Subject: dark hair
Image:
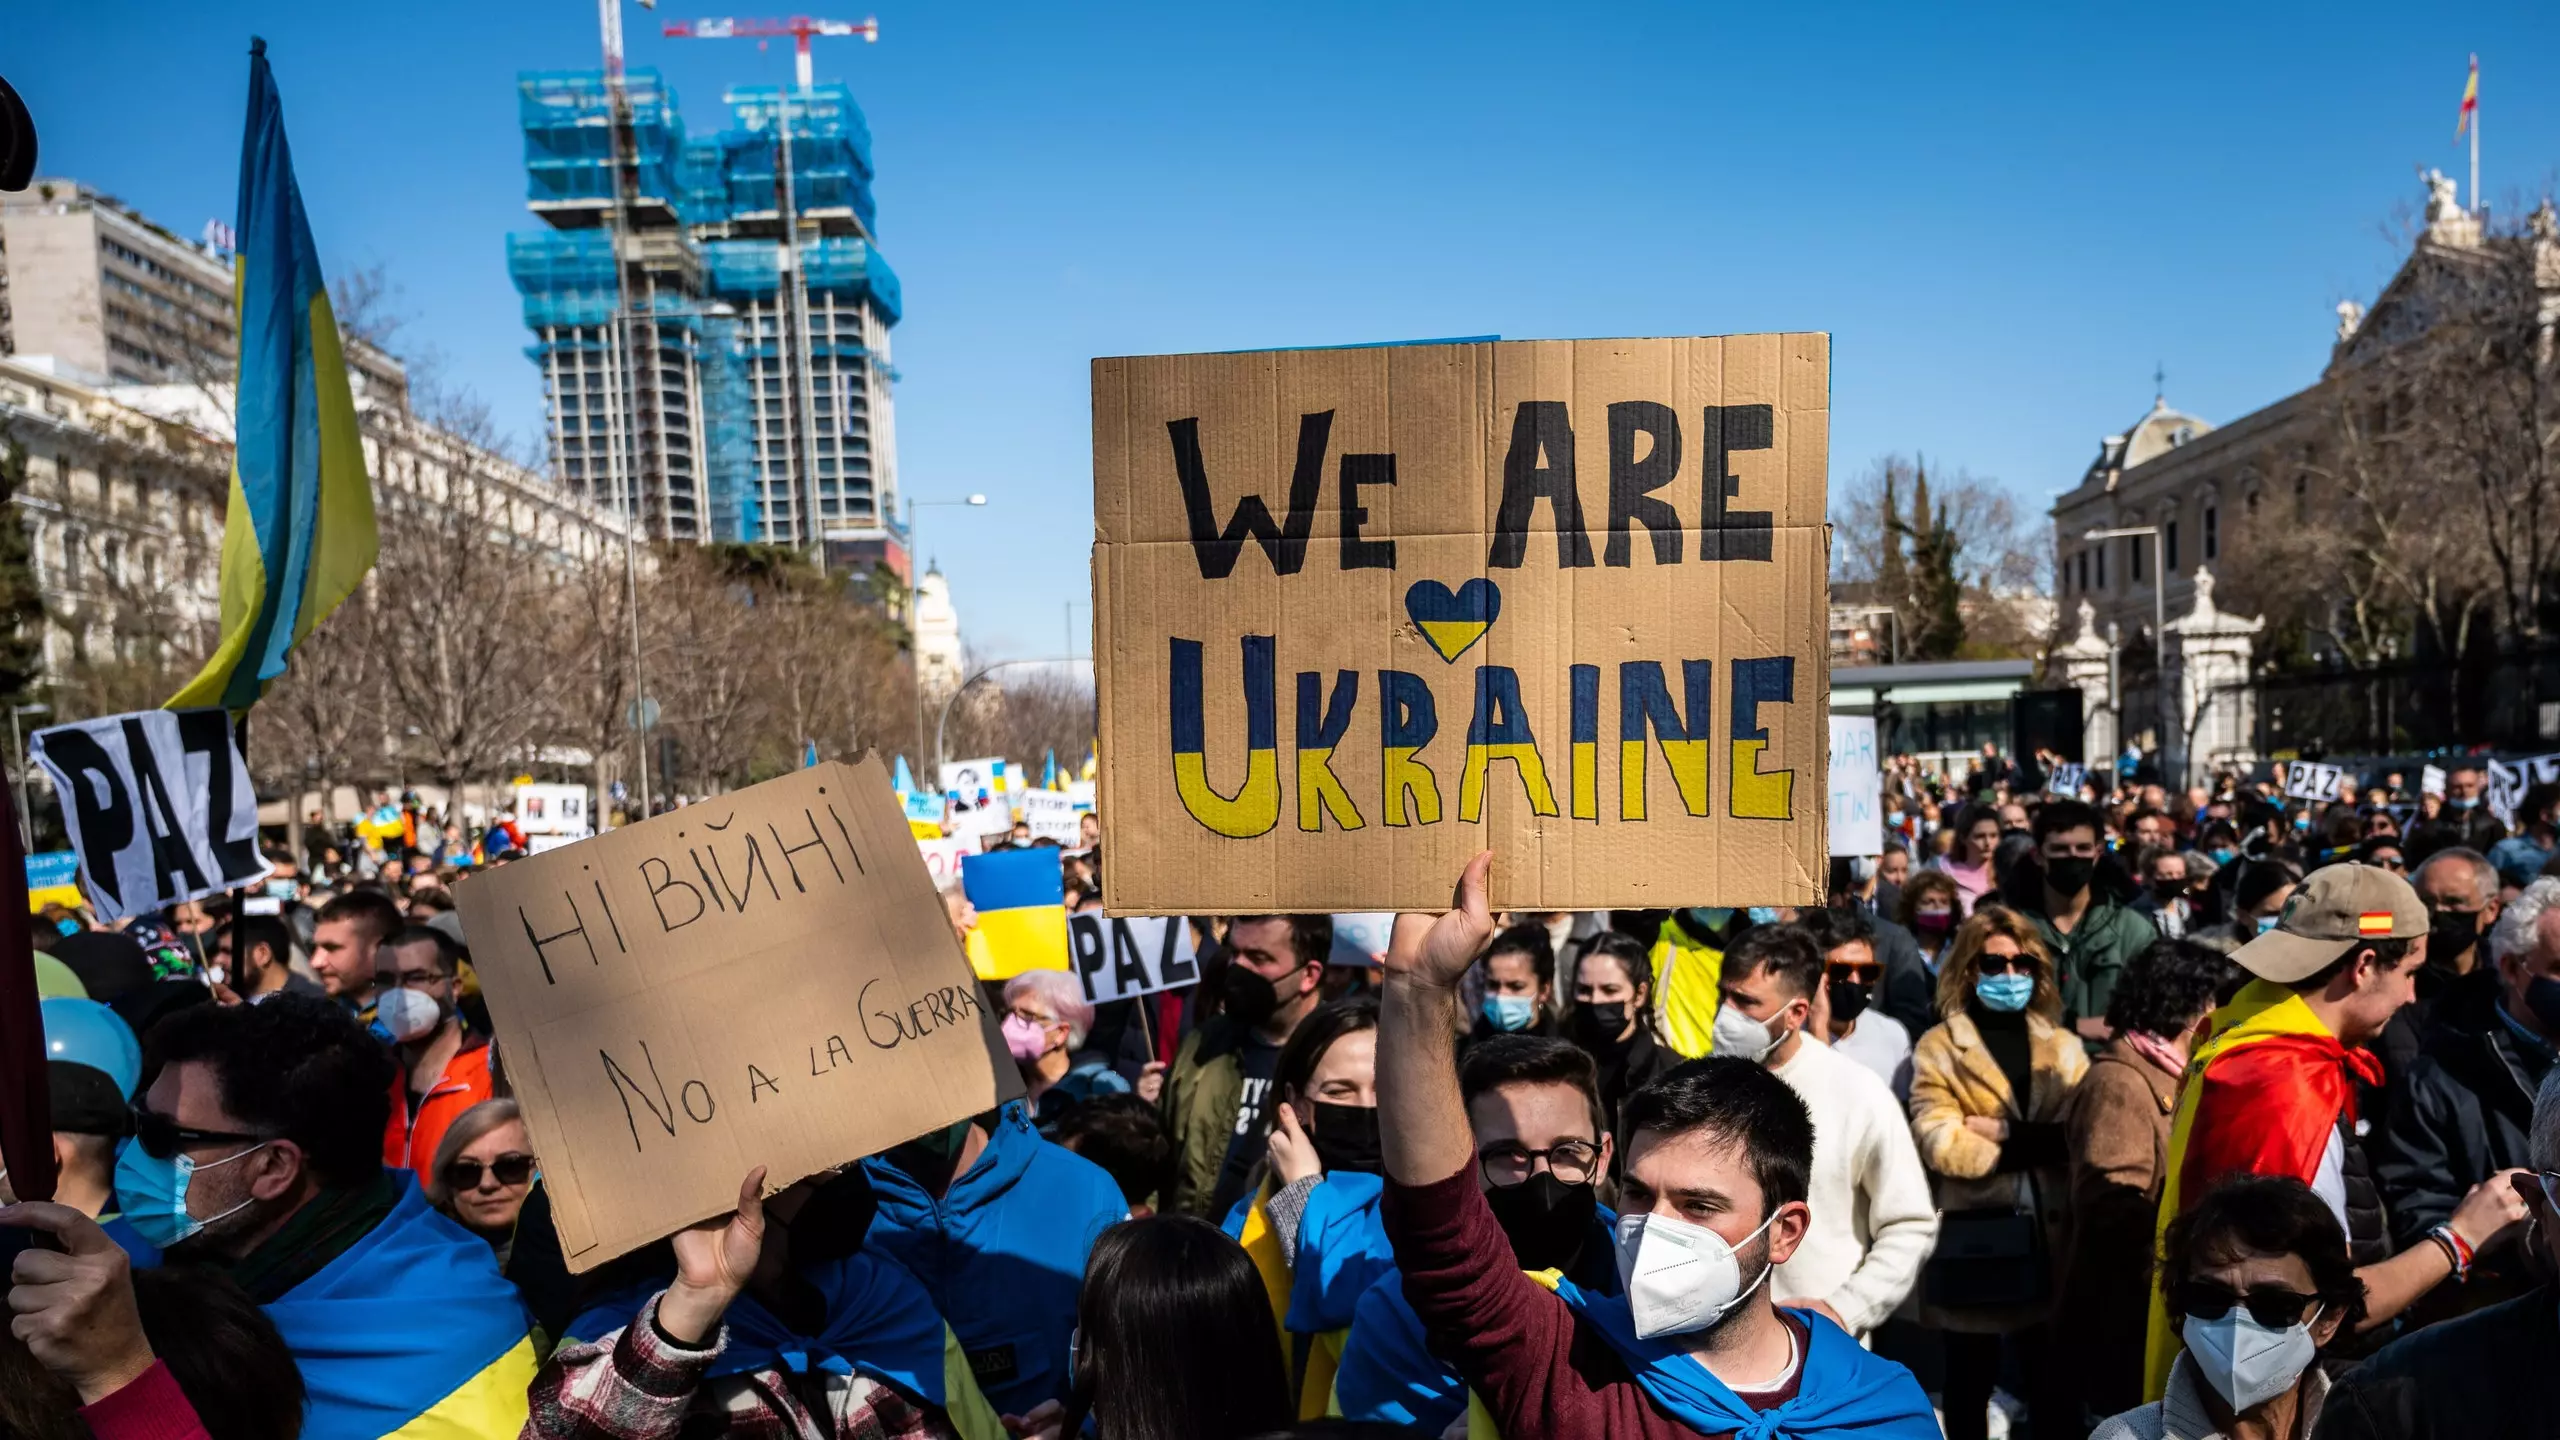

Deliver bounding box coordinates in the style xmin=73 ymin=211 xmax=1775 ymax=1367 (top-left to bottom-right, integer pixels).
xmin=1067 ymin=1216 xmax=1293 ymax=1440
xmin=1620 ymin=1056 xmax=1814 ymax=1214
xmin=2104 ymin=940 xmax=2238 ymax=1039
xmin=314 ymin=889 xmax=403 ymax=950
xmin=147 ymin=994 xmax=395 ymax=1186
xmin=1575 ymin=932 xmax=1653 ymax=1004
xmin=1052 ymin=1094 xmax=1173 ymax=1209
xmin=2033 ymin=798 xmax=2103 ymax=844
xmin=1273 ymin=994 xmax=1378 ymax=1110
xmin=2288 ymin=936 xmax=2415 ymax=995
xmin=2161 ymin=1173 xmax=2366 ymax=1333
xmin=225 ymin=915 xmax=293 ymax=972
xmin=1722 ymin=924 xmax=1823 ymax=1003
xmin=1897 ymin=870 xmax=1964 ymax=930
xmin=406 ymin=887 xmax=457 ymax=916
xmin=2131 ymin=843 xmax=2180 ymax=877
xmin=1483 ymin=923 xmax=1556 ymax=988
xmin=2128 ymin=805 xmax=2173 ymax=835
xmin=387 ymin=924 xmax=459 ymax=976
xmin=1459 ymin=1035 xmax=1606 ymax=1142
xmin=1953 ymin=802 xmax=2004 ymax=840
xmin=1229 ymin=914 xmax=1334 ymax=970
xmin=131 ymin=1265 xmax=306 ymax=1440
xmin=1795 ymin=905 xmax=1875 ymax=958
xmin=2232 ymin=856 xmax=2305 ymax=915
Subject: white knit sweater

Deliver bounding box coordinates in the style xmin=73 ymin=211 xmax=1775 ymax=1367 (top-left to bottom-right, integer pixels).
xmin=1767 ymin=1034 xmax=1940 ymax=1336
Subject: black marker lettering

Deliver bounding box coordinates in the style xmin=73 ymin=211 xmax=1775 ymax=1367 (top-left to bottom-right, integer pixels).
xmin=641 ymin=856 xmax=705 ymax=932
xmin=600 ymin=1041 xmax=678 ymax=1151
xmin=749 ymin=1064 xmax=781 ymax=1102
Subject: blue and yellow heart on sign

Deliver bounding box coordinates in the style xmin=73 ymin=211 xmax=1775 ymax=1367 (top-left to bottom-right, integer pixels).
xmin=1405 ymin=578 xmax=1501 ymax=663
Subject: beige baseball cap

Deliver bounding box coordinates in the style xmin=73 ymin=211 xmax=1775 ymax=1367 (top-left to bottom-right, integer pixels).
xmin=2232 ymin=862 xmax=2430 ymax=984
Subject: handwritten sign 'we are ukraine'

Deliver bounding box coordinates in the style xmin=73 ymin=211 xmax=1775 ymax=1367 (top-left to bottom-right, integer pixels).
xmin=1093 ymin=335 xmax=1833 ymax=914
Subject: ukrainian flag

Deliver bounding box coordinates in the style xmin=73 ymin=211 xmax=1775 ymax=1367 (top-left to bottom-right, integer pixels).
xmin=169 ymin=38 xmax=377 ymax=712
xmin=959 ymin=848 xmax=1068 ymax=981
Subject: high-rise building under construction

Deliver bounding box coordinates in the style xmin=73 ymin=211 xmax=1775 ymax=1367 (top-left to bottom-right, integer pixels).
xmin=506 ymin=68 xmax=901 ymax=551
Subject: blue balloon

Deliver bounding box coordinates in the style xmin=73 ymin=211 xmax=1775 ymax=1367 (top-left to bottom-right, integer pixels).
xmin=41 ymin=997 xmax=142 ymax=1100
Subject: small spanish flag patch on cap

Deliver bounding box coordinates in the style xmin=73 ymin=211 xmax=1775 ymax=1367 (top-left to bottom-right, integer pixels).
xmin=2359 ymin=911 xmax=2395 ymax=936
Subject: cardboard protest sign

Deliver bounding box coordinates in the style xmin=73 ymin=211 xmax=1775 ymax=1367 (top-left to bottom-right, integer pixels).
xmin=941 ymin=758 xmax=1011 ymax=840
xmin=24 ymin=852 xmax=79 ymax=913
xmin=1020 ymin=789 xmax=1081 ymax=845
xmin=30 ymin=710 xmax=270 ymax=921
xmin=2421 ymin=764 xmax=2447 ymax=799
xmin=2487 ymin=755 xmax=2560 ymax=825
xmin=1329 ymin=912 xmax=1395 ymax=966
xmin=453 ymin=756 xmax=1021 ymax=1272
xmin=515 ymin=783 xmax=593 ymax=838
xmin=1827 ymin=716 xmax=1880 ymax=857
xmin=2045 ymin=762 xmax=2087 ymax=798
xmin=2283 ymin=761 xmax=2345 ymax=804
xmin=1067 ymin=913 xmax=1199 ymax=1004
xmin=1093 ymin=335 xmax=1830 ymax=912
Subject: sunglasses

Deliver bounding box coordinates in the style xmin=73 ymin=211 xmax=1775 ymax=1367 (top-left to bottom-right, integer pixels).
xmin=444 ymin=1154 xmax=536 ymax=1191
xmin=1974 ymin=954 xmax=2033 ymax=977
xmin=2169 ymin=1280 xmax=2323 ymax=1330
xmin=129 ymin=1105 xmax=268 ymax=1161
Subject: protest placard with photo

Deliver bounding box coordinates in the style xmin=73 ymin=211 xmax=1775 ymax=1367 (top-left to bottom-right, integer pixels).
xmin=1093 ymin=335 xmax=1831 ymax=912
xmin=941 ymin=757 xmax=1013 ymax=840
xmin=453 ymin=755 xmax=1021 ymax=1272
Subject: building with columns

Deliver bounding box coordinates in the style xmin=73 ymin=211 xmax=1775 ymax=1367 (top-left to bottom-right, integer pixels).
xmin=911 ymin=562 xmax=963 ymax=694
xmin=2047 ymin=167 xmax=2543 ymax=767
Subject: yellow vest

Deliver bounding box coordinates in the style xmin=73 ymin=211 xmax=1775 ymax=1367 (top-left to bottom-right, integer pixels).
xmin=1650 ymin=920 xmax=1726 ymax=1060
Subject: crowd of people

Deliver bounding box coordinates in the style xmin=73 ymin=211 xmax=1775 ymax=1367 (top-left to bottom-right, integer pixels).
xmin=7 ymin=751 xmax=2560 ymax=1438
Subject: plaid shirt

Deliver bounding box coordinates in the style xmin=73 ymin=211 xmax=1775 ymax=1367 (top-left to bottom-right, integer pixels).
xmin=523 ymin=1290 xmax=959 ymax=1440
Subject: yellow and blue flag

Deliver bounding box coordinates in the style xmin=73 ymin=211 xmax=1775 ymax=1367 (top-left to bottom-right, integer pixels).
xmin=959 ymin=848 xmax=1068 ymax=981
xmin=169 ymin=38 xmax=376 ymax=712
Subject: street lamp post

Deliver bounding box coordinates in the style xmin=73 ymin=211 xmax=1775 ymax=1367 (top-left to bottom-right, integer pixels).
xmin=9 ymin=702 xmax=46 ymax=850
xmin=905 ymin=493 xmax=988 ymax=781
xmin=2085 ymin=525 xmax=2170 ymax=785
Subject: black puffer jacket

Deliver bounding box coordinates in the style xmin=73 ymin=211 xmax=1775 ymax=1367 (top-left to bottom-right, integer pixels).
xmin=2369 ymin=979 xmax=2554 ymax=1309
xmin=2313 ymin=1284 xmax=2560 ymax=1440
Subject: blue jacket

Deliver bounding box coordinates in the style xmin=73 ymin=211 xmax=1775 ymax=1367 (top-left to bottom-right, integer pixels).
xmin=864 ymin=1101 xmax=1126 ymax=1416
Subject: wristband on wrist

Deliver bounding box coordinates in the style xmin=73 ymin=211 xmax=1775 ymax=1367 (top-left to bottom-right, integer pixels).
xmin=2428 ymin=1223 xmax=2473 ymax=1281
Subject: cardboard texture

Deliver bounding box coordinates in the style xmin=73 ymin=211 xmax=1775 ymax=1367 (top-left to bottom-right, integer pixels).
xmin=454 ymin=756 xmax=1022 ymax=1273
xmin=1094 ymin=335 xmax=1831 ymax=912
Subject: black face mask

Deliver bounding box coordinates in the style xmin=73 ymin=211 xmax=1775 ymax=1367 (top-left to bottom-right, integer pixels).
xmin=1308 ymin=1101 xmax=1383 ymax=1176
xmin=1223 ymin=962 xmax=1284 ymax=1028
xmin=786 ymin=1166 xmax=879 ymax=1266
xmin=1569 ymin=1002 xmax=1630 ymax=1051
xmin=2151 ymin=880 xmax=2187 ymax=904
xmin=2427 ymin=911 xmax=2482 ymax=967
xmin=2043 ymin=855 xmax=2096 ymax=895
xmin=1484 ymin=1171 xmax=1599 ymax=1272
xmin=1827 ymin=974 xmax=1871 ymax=1024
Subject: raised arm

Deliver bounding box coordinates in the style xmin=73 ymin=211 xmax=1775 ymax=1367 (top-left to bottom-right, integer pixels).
xmin=1380 ymin=851 xmax=1495 ymax=1186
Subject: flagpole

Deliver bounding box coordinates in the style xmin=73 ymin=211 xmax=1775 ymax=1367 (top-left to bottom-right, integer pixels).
xmin=2471 ymin=62 xmax=2481 ymax=216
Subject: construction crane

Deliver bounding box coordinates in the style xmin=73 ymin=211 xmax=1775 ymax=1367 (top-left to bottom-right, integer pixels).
xmin=661 ymin=15 xmax=879 ymax=91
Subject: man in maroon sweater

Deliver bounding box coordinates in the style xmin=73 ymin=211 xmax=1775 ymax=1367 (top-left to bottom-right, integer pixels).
xmin=1377 ymin=853 xmax=1938 ymax=1439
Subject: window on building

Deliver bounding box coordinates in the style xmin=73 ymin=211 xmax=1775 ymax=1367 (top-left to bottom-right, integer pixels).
xmin=2204 ymin=506 xmax=2218 ymax=559
xmin=2096 ymin=544 xmax=2106 ymax=590
xmin=2077 ymin=550 xmax=2089 ymax=592
xmin=2166 ymin=521 xmax=2180 ymax=571
xmin=2131 ymin=535 xmax=2144 ymax=582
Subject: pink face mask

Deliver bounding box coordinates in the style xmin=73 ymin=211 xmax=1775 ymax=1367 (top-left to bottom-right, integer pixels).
xmin=1001 ymin=1014 xmax=1053 ymax=1063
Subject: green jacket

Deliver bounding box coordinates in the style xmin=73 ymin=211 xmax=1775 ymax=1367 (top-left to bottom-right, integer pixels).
xmin=2000 ymin=856 xmax=2160 ymax=1030
xmin=1160 ymin=1014 xmax=1251 ymax=1218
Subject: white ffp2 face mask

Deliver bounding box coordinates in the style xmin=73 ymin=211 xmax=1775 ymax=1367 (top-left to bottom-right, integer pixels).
xmin=1711 ymin=1002 xmax=1787 ymax=1063
xmin=2182 ymin=1305 xmax=2321 ymax=1413
xmin=1613 ymin=1208 xmax=1776 ymax=1339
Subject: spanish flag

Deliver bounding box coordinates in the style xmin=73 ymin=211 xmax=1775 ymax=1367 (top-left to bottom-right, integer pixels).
xmin=2141 ymin=980 xmax=2383 ymax=1398
xmin=2456 ymin=55 xmax=2478 ymax=139
xmin=959 ymin=847 xmax=1069 ymax=981
xmin=169 ymin=38 xmax=377 ymax=712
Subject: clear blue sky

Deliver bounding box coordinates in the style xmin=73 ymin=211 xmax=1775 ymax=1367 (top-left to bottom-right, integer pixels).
xmin=16 ymin=2 xmax=2556 ymax=659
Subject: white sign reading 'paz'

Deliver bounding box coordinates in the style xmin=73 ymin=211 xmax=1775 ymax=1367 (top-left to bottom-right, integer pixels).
xmin=30 ymin=709 xmax=271 ymax=921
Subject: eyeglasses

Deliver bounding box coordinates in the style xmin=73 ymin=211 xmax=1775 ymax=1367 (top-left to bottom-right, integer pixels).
xmin=1479 ymin=1139 xmax=1602 ymax=1188
xmin=1826 ymin=961 xmax=1880 ymax=985
xmin=1974 ymin=954 xmax=2033 ymax=977
xmin=1006 ymin=1008 xmax=1059 ymax=1027
xmin=2169 ymin=1280 xmax=2324 ymax=1329
xmin=129 ymin=1105 xmax=270 ymax=1161
xmin=443 ymin=1153 xmax=536 ymax=1192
